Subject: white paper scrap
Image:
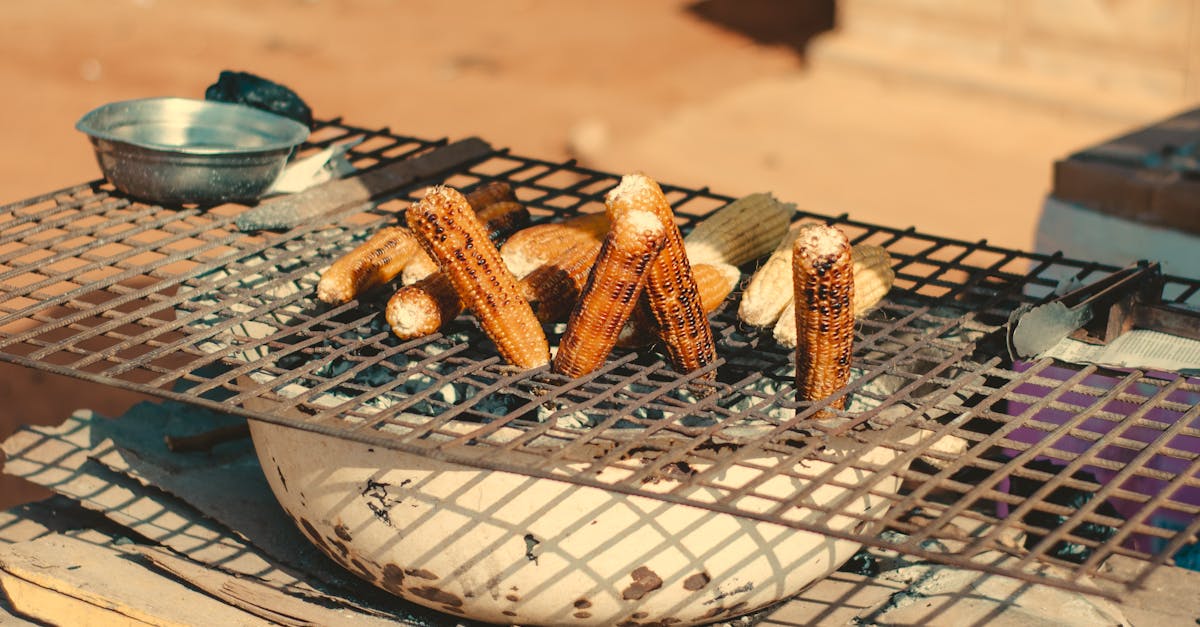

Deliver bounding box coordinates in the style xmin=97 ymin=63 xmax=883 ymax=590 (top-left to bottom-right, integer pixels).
xmin=267 ymin=138 xmax=363 ymax=195
xmin=1040 ymin=329 xmax=1200 ymax=374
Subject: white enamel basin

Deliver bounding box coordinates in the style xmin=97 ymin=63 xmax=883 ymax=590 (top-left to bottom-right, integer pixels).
xmin=249 ymin=419 xmax=911 ymax=626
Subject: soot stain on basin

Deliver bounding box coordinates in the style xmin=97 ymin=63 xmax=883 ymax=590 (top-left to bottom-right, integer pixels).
xmin=349 ymin=557 xmax=377 ymax=582
xmin=327 ymin=535 xmax=350 ymax=557
xmin=683 ymin=572 xmax=711 ymax=591
xmin=523 ymin=533 xmax=540 ymax=564
xmin=621 ymin=566 xmax=663 ymax=600
xmin=404 ymin=568 xmax=439 ymax=580
xmin=409 ymin=585 xmax=463 ymax=608
xmin=271 ymin=456 xmax=288 ymax=492
xmin=381 ymin=563 xmax=406 ymax=595
xmin=297 ymin=517 xmax=331 ymax=552
xmin=361 ymin=478 xmax=398 ymax=527
xmin=333 ymin=522 xmax=353 ymax=542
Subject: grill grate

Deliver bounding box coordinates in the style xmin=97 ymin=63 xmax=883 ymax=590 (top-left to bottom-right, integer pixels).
xmin=2 ymin=120 xmax=1198 ymax=599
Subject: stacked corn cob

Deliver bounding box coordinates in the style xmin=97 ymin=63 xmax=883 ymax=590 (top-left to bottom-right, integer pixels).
xmin=552 ymin=187 xmax=668 ymax=378
xmin=315 ymin=172 xmax=895 ymax=396
xmin=315 ymin=181 xmax=522 ymax=306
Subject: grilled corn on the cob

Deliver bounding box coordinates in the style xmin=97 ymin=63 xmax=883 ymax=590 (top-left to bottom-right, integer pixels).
xmin=407 ymin=186 xmax=549 ymax=369
xmin=385 ymin=273 xmax=463 ymax=340
xmin=315 ymin=226 xmax=422 ymax=305
xmin=501 ymin=212 xmax=610 ymax=279
xmin=792 ymin=224 xmax=855 ymax=414
xmin=613 ymin=174 xmax=718 ymax=375
xmin=553 ymin=196 xmax=667 ymax=378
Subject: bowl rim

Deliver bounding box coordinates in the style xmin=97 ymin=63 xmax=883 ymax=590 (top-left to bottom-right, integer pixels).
xmin=75 ymin=96 xmax=310 ymax=156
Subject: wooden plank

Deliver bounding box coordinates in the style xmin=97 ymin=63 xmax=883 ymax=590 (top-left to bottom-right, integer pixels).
xmin=2 ymin=408 xmax=464 ymax=626
xmin=0 ymin=535 xmax=270 ymax=627
xmin=1 ymin=411 xmax=294 ymax=584
xmin=136 ymin=546 xmax=408 ymax=627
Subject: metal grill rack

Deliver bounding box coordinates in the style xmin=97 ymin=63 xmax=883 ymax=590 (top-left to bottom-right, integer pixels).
xmin=1 ymin=119 xmax=1197 ymax=600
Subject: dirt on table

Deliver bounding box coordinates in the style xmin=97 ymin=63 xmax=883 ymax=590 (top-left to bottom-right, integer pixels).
xmin=0 ymin=0 xmax=1157 ymax=508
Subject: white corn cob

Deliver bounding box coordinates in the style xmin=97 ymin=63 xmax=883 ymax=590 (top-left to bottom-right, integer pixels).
xmin=684 ymin=192 xmax=794 ymax=267
xmin=773 ymin=243 xmax=895 ymax=348
xmin=737 ymin=220 xmax=817 ymax=327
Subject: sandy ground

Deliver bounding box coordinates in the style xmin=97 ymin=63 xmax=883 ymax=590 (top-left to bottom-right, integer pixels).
xmin=0 ymin=0 xmax=1166 ymax=507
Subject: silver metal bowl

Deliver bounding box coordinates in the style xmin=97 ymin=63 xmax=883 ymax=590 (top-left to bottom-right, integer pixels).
xmin=76 ymin=97 xmax=310 ymax=205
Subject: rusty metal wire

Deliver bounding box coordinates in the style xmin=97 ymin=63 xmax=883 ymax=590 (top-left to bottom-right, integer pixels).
xmin=1 ymin=120 xmax=1197 ymax=599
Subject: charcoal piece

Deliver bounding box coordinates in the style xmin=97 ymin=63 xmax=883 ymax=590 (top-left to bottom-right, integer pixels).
xmin=1007 ymin=459 xmax=1120 ymax=563
xmin=205 ymin=70 xmax=313 ymax=128
xmin=837 ymin=549 xmax=881 ymax=577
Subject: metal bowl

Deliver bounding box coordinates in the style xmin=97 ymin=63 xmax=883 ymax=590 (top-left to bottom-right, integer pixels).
xmin=76 ymin=97 xmax=310 ymax=205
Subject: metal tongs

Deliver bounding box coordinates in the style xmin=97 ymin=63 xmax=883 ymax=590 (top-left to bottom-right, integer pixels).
xmin=1007 ymin=261 xmax=1200 ymax=360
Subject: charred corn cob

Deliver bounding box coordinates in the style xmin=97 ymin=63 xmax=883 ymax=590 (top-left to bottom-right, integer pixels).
xmin=772 ymin=244 xmax=895 ymax=348
xmin=474 ymin=200 xmax=531 ymax=241
xmin=385 ymin=273 xmax=463 ymax=340
xmin=520 ymin=239 xmax=603 ymax=323
xmin=553 ymin=197 xmax=667 ymax=378
xmin=617 ymin=174 xmax=718 ymax=375
xmin=501 ymin=212 xmax=610 ymax=279
xmin=792 ymin=224 xmax=855 ymax=414
xmin=316 ymin=226 xmax=423 ymax=305
xmin=407 ymin=186 xmax=549 ymax=369
xmin=617 ymin=262 xmax=740 ymax=348
xmin=462 ymin=180 xmax=516 ymax=210
xmin=684 ymin=192 xmax=794 ymax=267
xmin=401 ymin=200 xmax=532 ymax=285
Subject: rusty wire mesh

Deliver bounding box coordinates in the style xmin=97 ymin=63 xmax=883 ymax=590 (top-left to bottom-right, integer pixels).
xmin=1 ymin=120 xmax=1197 ymax=599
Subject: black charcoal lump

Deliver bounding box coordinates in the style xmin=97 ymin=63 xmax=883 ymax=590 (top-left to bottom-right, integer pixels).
xmin=205 ymin=70 xmax=313 ymax=128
